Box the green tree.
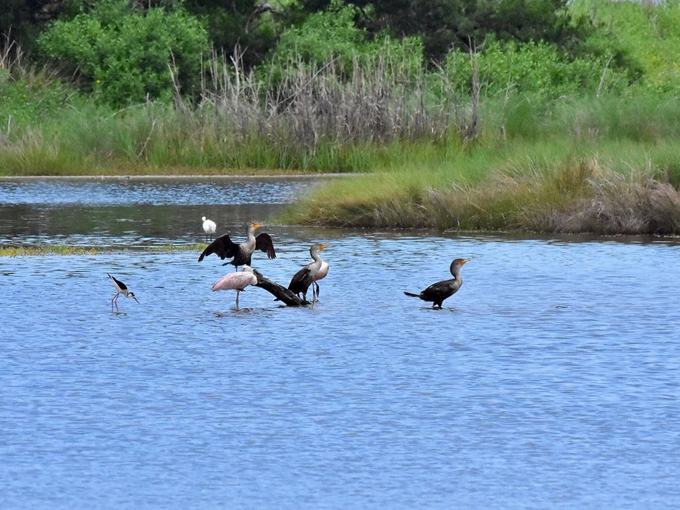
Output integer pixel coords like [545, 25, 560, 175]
[301, 0, 582, 62]
[38, 0, 210, 106]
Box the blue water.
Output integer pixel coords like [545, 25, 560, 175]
[1, 179, 679, 508]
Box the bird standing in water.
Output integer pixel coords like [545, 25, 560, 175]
[198, 222, 276, 270]
[288, 243, 330, 302]
[108, 273, 140, 312]
[404, 258, 468, 308]
[201, 216, 217, 242]
[212, 265, 258, 310]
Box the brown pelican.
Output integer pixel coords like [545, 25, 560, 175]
[404, 258, 468, 308]
[108, 273, 139, 313]
[211, 265, 258, 310]
[288, 243, 330, 302]
[198, 222, 276, 269]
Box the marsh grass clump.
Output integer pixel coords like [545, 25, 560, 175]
[0, 246, 100, 256]
[0, 244, 205, 256]
[286, 150, 680, 235]
[540, 175, 680, 235]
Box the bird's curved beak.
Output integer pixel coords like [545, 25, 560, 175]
[252, 222, 261, 230]
[460, 259, 469, 265]
[320, 244, 330, 250]
[132, 295, 140, 304]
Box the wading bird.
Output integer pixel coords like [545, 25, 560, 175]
[198, 222, 276, 270]
[108, 273, 139, 312]
[201, 216, 217, 242]
[404, 258, 468, 309]
[288, 243, 330, 302]
[212, 265, 258, 310]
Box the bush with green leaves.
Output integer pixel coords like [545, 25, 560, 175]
[443, 39, 631, 98]
[571, 0, 680, 94]
[38, 0, 209, 106]
[263, 2, 423, 81]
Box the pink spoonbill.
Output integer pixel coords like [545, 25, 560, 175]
[212, 265, 258, 310]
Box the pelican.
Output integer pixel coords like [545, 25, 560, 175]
[198, 222, 276, 269]
[108, 273, 139, 312]
[288, 243, 330, 302]
[404, 258, 468, 308]
[202, 216, 217, 242]
[212, 265, 258, 310]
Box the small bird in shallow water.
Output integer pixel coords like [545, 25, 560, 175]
[202, 216, 217, 242]
[404, 258, 468, 308]
[108, 273, 140, 313]
[198, 222, 276, 270]
[288, 243, 330, 302]
[212, 265, 258, 310]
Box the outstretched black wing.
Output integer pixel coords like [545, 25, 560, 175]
[198, 234, 239, 262]
[255, 233, 277, 259]
[288, 267, 313, 296]
[108, 273, 128, 290]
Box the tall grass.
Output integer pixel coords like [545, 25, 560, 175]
[0, 47, 469, 174]
[282, 140, 680, 234]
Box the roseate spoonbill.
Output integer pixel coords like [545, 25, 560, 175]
[288, 244, 330, 302]
[198, 222, 276, 270]
[212, 265, 258, 310]
[201, 216, 217, 242]
[404, 258, 468, 309]
[108, 273, 139, 312]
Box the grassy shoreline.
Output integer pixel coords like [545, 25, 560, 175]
[281, 137, 680, 235]
[0, 245, 205, 256]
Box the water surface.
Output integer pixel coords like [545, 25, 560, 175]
[1, 178, 679, 509]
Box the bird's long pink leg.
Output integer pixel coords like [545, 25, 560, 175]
[113, 293, 120, 312]
[111, 293, 117, 313]
[235, 290, 240, 310]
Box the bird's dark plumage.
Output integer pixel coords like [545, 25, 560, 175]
[198, 222, 276, 268]
[405, 258, 468, 308]
[255, 233, 276, 260]
[288, 267, 314, 298]
[198, 234, 240, 262]
[288, 244, 330, 301]
[108, 273, 128, 291]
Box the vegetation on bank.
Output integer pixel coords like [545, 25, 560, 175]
[0, 244, 205, 256]
[1, 0, 680, 233]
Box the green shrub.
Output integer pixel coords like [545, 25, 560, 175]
[442, 39, 632, 99]
[572, 0, 680, 93]
[263, 2, 423, 80]
[38, 0, 210, 106]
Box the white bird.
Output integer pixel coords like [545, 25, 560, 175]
[108, 273, 139, 313]
[202, 216, 217, 242]
[212, 265, 258, 310]
[288, 244, 330, 302]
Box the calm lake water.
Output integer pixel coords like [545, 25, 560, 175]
[1, 177, 679, 509]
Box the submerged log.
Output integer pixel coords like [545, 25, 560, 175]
[253, 269, 308, 306]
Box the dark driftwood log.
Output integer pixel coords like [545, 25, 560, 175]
[253, 269, 308, 306]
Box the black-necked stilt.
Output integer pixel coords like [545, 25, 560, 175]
[108, 273, 140, 312]
[211, 265, 258, 310]
[288, 244, 330, 302]
[198, 222, 276, 270]
[201, 216, 217, 242]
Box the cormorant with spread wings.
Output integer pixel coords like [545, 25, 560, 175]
[198, 222, 276, 269]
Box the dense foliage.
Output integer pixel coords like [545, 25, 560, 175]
[1, 0, 677, 107]
[37, 0, 210, 106]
